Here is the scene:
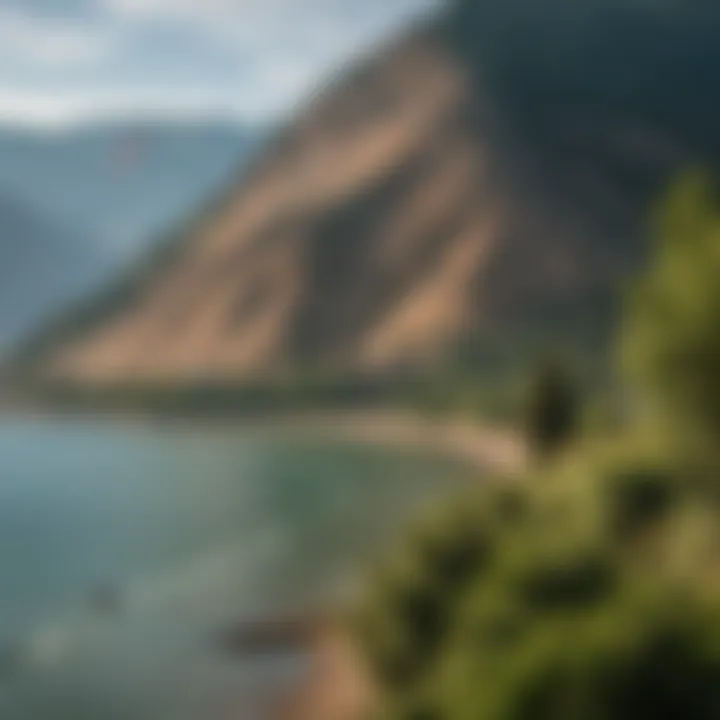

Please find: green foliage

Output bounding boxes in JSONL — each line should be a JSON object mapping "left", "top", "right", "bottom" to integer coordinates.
{"left": 621, "top": 171, "right": 720, "bottom": 460}
{"left": 358, "top": 166, "right": 720, "bottom": 719}
{"left": 438, "top": 588, "right": 720, "bottom": 720}
{"left": 357, "top": 450, "right": 720, "bottom": 719}
{"left": 525, "top": 359, "right": 580, "bottom": 461}
{"left": 356, "top": 491, "right": 513, "bottom": 698}
{"left": 605, "top": 466, "right": 677, "bottom": 541}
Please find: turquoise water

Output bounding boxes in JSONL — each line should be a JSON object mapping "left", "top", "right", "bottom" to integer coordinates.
{"left": 0, "top": 417, "right": 475, "bottom": 719}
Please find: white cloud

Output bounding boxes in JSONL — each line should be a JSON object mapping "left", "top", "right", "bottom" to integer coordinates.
{"left": 102, "top": 0, "right": 439, "bottom": 60}
{"left": 104, "top": 0, "right": 240, "bottom": 21}
{"left": 0, "top": 87, "right": 253, "bottom": 128}
{"left": 0, "top": 7, "right": 118, "bottom": 68}
{"left": 103, "top": 0, "right": 439, "bottom": 121}
{"left": 104, "top": 0, "right": 305, "bottom": 26}
{"left": 0, "top": 0, "right": 440, "bottom": 126}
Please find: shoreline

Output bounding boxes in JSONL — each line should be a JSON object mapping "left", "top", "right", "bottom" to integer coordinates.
{"left": 255, "top": 410, "right": 526, "bottom": 474}
{"left": 5, "top": 406, "right": 526, "bottom": 475}
{"left": 207, "top": 409, "right": 525, "bottom": 720}
{"left": 2, "top": 406, "right": 524, "bottom": 719}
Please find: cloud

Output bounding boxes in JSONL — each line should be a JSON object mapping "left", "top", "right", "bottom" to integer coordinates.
{"left": 102, "top": 0, "right": 439, "bottom": 62}
{"left": 0, "top": 7, "right": 118, "bottom": 68}
{"left": 0, "top": 0, "right": 440, "bottom": 126}
{"left": 103, "top": 0, "right": 239, "bottom": 21}
{"left": 0, "top": 86, "right": 256, "bottom": 127}
{"left": 103, "top": 0, "right": 441, "bottom": 111}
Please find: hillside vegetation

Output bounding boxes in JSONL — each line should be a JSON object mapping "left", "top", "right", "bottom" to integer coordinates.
{"left": 356, "top": 173, "right": 720, "bottom": 719}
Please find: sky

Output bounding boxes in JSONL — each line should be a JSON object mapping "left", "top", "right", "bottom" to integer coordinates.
{"left": 0, "top": 0, "right": 439, "bottom": 128}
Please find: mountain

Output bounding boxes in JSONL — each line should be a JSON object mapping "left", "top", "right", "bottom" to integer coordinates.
{"left": 0, "top": 121, "right": 264, "bottom": 351}
{"left": 0, "top": 121, "right": 264, "bottom": 258}
{"left": 27, "top": 0, "right": 720, "bottom": 384}
{"left": 0, "top": 195, "right": 109, "bottom": 349}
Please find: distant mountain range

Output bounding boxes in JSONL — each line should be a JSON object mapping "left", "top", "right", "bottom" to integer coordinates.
{"left": 0, "top": 194, "right": 108, "bottom": 348}
{"left": 22, "top": 0, "right": 720, "bottom": 384}
{"left": 0, "top": 120, "right": 264, "bottom": 347}
{"left": 0, "top": 121, "right": 263, "bottom": 257}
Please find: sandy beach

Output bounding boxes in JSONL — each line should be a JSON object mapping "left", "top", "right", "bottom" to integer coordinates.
{"left": 229, "top": 409, "right": 527, "bottom": 475}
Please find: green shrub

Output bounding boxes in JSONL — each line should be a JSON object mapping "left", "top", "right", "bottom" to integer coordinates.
{"left": 358, "top": 453, "right": 720, "bottom": 719}
{"left": 620, "top": 171, "right": 720, "bottom": 464}
{"left": 438, "top": 589, "right": 720, "bottom": 720}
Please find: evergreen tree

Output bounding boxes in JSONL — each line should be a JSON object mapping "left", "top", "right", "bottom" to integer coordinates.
{"left": 525, "top": 357, "right": 579, "bottom": 460}
{"left": 621, "top": 170, "right": 720, "bottom": 461}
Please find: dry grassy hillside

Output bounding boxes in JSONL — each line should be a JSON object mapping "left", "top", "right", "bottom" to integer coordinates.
{"left": 31, "top": 1, "right": 720, "bottom": 384}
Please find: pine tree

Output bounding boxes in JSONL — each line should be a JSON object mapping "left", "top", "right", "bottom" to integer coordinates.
{"left": 525, "top": 357, "right": 579, "bottom": 460}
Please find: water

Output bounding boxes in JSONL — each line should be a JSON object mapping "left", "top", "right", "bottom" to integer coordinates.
{"left": 0, "top": 416, "right": 475, "bottom": 719}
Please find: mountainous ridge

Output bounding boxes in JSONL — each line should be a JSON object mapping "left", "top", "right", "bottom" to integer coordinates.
{"left": 0, "top": 194, "right": 109, "bottom": 348}
{"left": 24, "top": 0, "right": 720, "bottom": 384}
{"left": 0, "top": 121, "right": 263, "bottom": 257}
